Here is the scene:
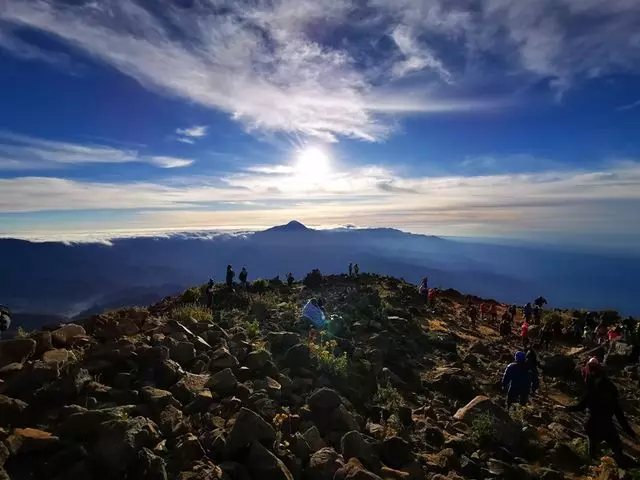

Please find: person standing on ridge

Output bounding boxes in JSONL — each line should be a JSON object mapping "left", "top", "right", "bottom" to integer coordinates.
{"left": 535, "top": 296, "right": 548, "bottom": 309}
{"left": 526, "top": 344, "right": 540, "bottom": 395}
{"left": 479, "top": 302, "right": 487, "bottom": 323}
{"left": 419, "top": 277, "right": 429, "bottom": 304}
{"left": 239, "top": 267, "right": 248, "bottom": 291}
{"left": 467, "top": 302, "right": 479, "bottom": 328}
{"left": 509, "top": 304, "right": 518, "bottom": 323}
{"left": 502, "top": 351, "right": 533, "bottom": 407}
{"left": 287, "top": 272, "right": 294, "bottom": 287}
{"left": 353, "top": 264, "right": 360, "bottom": 278}
{"left": 540, "top": 322, "right": 553, "bottom": 349}
{"left": 348, "top": 263, "right": 353, "bottom": 277}
{"left": 205, "top": 279, "right": 215, "bottom": 311}
{"left": 226, "top": 265, "right": 235, "bottom": 290}
{"left": 490, "top": 303, "right": 499, "bottom": 324}
{"left": 565, "top": 357, "right": 637, "bottom": 467}
{"left": 533, "top": 305, "right": 542, "bottom": 324}
{"left": 500, "top": 311, "right": 512, "bottom": 337}
{"left": 524, "top": 302, "right": 533, "bottom": 323}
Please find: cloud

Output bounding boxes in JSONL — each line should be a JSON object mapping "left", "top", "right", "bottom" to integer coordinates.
{"left": 0, "top": 0, "right": 514, "bottom": 143}
{"left": 617, "top": 99, "right": 640, "bottom": 111}
{"left": 0, "top": 132, "right": 193, "bottom": 170}
{"left": 175, "top": 125, "right": 208, "bottom": 143}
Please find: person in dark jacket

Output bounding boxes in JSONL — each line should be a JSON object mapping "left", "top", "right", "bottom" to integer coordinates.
{"left": 286, "top": 272, "right": 294, "bottom": 287}
{"left": 503, "top": 351, "right": 533, "bottom": 407}
{"left": 535, "top": 296, "right": 548, "bottom": 309}
{"left": 524, "top": 302, "right": 533, "bottom": 323}
{"left": 239, "top": 267, "right": 248, "bottom": 290}
{"left": 205, "top": 279, "right": 214, "bottom": 311}
{"left": 533, "top": 305, "right": 542, "bottom": 324}
{"left": 566, "top": 357, "right": 637, "bottom": 466}
{"left": 526, "top": 345, "right": 540, "bottom": 394}
{"left": 225, "top": 265, "right": 235, "bottom": 290}
{"left": 540, "top": 323, "right": 553, "bottom": 349}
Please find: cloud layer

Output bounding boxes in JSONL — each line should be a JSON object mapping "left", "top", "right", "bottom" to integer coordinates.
{"left": 0, "top": 132, "right": 193, "bottom": 170}
{"left": 3, "top": 0, "right": 638, "bottom": 141}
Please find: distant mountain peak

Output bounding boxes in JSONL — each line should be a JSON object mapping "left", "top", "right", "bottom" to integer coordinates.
{"left": 263, "top": 220, "right": 310, "bottom": 233}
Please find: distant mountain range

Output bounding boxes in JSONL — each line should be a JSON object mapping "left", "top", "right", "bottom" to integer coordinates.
{"left": 1, "top": 221, "right": 638, "bottom": 327}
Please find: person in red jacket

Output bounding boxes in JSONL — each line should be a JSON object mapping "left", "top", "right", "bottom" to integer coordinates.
{"left": 521, "top": 321, "right": 530, "bottom": 348}
{"left": 479, "top": 303, "right": 487, "bottom": 322}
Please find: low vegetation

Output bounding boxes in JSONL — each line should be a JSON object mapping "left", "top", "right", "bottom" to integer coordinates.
{"left": 303, "top": 269, "right": 323, "bottom": 290}
{"left": 307, "top": 337, "right": 348, "bottom": 378}
{"left": 171, "top": 303, "right": 213, "bottom": 323}
{"left": 471, "top": 413, "right": 497, "bottom": 446}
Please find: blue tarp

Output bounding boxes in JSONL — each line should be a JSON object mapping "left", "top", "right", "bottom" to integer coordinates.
{"left": 302, "top": 300, "right": 327, "bottom": 329}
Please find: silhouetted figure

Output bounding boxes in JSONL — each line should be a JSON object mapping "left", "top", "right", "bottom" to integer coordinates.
{"left": 239, "top": 267, "right": 248, "bottom": 290}
{"left": 353, "top": 264, "right": 360, "bottom": 277}
{"left": 535, "top": 296, "right": 548, "bottom": 308}
{"left": 533, "top": 305, "right": 542, "bottom": 324}
{"left": 205, "top": 279, "right": 214, "bottom": 311}
{"left": 286, "top": 272, "right": 294, "bottom": 287}
{"left": 226, "top": 265, "right": 235, "bottom": 290}
{"left": 467, "top": 303, "right": 479, "bottom": 328}
{"left": 540, "top": 323, "right": 553, "bottom": 349}
{"left": 521, "top": 321, "right": 530, "bottom": 349}
{"left": 500, "top": 312, "right": 511, "bottom": 337}
{"left": 348, "top": 263, "right": 353, "bottom": 277}
{"left": 526, "top": 344, "right": 540, "bottom": 394}
{"left": 524, "top": 302, "right": 533, "bottom": 323}
{"left": 509, "top": 304, "right": 518, "bottom": 322}
{"left": 419, "top": 277, "right": 429, "bottom": 304}
{"left": 0, "top": 305, "right": 11, "bottom": 340}
{"left": 566, "top": 357, "right": 637, "bottom": 467}
{"left": 503, "top": 351, "right": 533, "bottom": 407}
{"left": 490, "top": 304, "right": 498, "bottom": 324}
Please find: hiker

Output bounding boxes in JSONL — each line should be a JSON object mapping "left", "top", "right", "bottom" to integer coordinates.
{"left": 0, "top": 305, "right": 11, "bottom": 340}
{"left": 490, "top": 303, "right": 499, "bottom": 324}
{"left": 467, "top": 303, "right": 479, "bottom": 328}
{"left": 623, "top": 316, "right": 637, "bottom": 343}
{"left": 521, "top": 320, "right": 530, "bottom": 348}
{"left": 524, "top": 302, "right": 533, "bottom": 323}
{"left": 526, "top": 344, "right": 540, "bottom": 395}
{"left": 566, "top": 357, "right": 637, "bottom": 467}
{"left": 502, "top": 351, "right": 533, "bottom": 407}
{"left": 535, "top": 296, "right": 548, "bottom": 309}
{"left": 509, "top": 304, "right": 518, "bottom": 322}
{"left": 239, "top": 267, "right": 248, "bottom": 290}
{"left": 533, "top": 305, "right": 542, "bottom": 324}
{"left": 302, "top": 298, "right": 327, "bottom": 330}
{"left": 583, "top": 324, "right": 594, "bottom": 345}
{"left": 419, "top": 277, "right": 429, "bottom": 304}
{"left": 286, "top": 272, "right": 294, "bottom": 287}
{"left": 225, "top": 265, "right": 235, "bottom": 290}
{"left": 596, "top": 322, "right": 608, "bottom": 345}
{"left": 353, "top": 264, "right": 360, "bottom": 277}
{"left": 348, "top": 263, "right": 353, "bottom": 277}
{"left": 205, "top": 279, "right": 215, "bottom": 311}
{"left": 479, "top": 302, "right": 487, "bottom": 322}
{"left": 540, "top": 323, "right": 553, "bottom": 349}
{"left": 500, "top": 312, "right": 511, "bottom": 337}
{"left": 572, "top": 318, "right": 584, "bottom": 340}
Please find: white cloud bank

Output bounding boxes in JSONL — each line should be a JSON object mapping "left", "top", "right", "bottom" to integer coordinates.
{"left": 176, "top": 125, "right": 208, "bottom": 144}
{"left": 0, "top": 132, "right": 193, "bottom": 170}
{"left": 3, "top": 0, "right": 637, "bottom": 141}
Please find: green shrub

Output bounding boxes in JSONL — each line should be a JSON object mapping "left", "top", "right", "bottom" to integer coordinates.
{"left": 15, "top": 326, "right": 30, "bottom": 338}
{"left": 308, "top": 339, "right": 348, "bottom": 378}
{"left": 374, "top": 385, "right": 404, "bottom": 413}
{"left": 471, "top": 413, "right": 497, "bottom": 445}
{"left": 172, "top": 304, "right": 213, "bottom": 323}
{"left": 303, "top": 269, "right": 323, "bottom": 290}
{"left": 181, "top": 286, "right": 202, "bottom": 303}
{"left": 251, "top": 278, "right": 269, "bottom": 296}
{"left": 245, "top": 320, "right": 261, "bottom": 340}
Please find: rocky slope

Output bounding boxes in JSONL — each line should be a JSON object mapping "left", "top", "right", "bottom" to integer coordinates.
{"left": 0, "top": 273, "right": 639, "bottom": 480}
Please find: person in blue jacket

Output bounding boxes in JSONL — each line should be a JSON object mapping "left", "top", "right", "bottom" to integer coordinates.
{"left": 502, "top": 351, "right": 533, "bottom": 407}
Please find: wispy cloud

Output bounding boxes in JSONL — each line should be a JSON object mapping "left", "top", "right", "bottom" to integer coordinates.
{"left": 617, "top": 100, "right": 640, "bottom": 112}
{"left": 175, "top": 125, "right": 208, "bottom": 144}
{"left": 0, "top": 132, "right": 193, "bottom": 170}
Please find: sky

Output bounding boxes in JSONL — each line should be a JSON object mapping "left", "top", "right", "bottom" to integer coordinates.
{"left": 0, "top": 0, "right": 639, "bottom": 247}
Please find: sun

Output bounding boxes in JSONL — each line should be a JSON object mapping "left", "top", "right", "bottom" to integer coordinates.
{"left": 295, "top": 146, "right": 331, "bottom": 181}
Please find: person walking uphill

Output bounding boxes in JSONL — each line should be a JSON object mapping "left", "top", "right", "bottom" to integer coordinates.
{"left": 225, "top": 265, "right": 235, "bottom": 290}
{"left": 239, "top": 267, "right": 248, "bottom": 290}
{"left": 565, "top": 357, "right": 637, "bottom": 467}
{"left": 503, "top": 351, "right": 533, "bottom": 407}
{"left": 521, "top": 320, "right": 530, "bottom": 348}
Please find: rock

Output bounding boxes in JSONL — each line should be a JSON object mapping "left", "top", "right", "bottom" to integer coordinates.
{"left": 219, "top": 461, "right": 251, "bottom": 480}
{"left": 135, "top": 447, "right": 168, "bottom": 480}
{"left": 155, "top": 359, "right": 185, "bottom": 388}
{"left": 175, "top": 433, "right": 205, "bottom": 468}
{"left": 0, "top": 362, "right": 23, "bottom": 375}
{"left": 209, "top": 347, "right": 239, "bottom": 371}
{"left": 545, "top": 442, "right": 584, "bottom": 473}
{"left": 282, "top": 344, "right": 311, "bottom": 369}
{"left": 30, "top": 331, "right": 53, "bottom": 357}
{"left": 42, "top": 348, "right": 75, "bottom": 366}
{"left": 341, "top": 431, "right": 381, "bottom": 473}
{"left": 246, "top": 350, "right": 272, "bottom": 372}
{"left": 141, "top": 386, "right": 181, "bottom": 412}
{"left": 267, "top": 332, "right": 301, "bottom": 353}
{"left": 381, "top": 437, "right": 412, "bottom": 469}
{"left": 467, "top": 342, "right": 490, "bottom": 356}
{"left": 94, "top": 416, "right": 161, "bottom": 470}
{"left": 158, "top": 405, "right": 188, "bottom": 437}
{"left": 308, "top": 447, "right": 344, "bottom": 480}
{"left": 459, "top": 455, "right": 481, "bottom": 478}
{"left": 51, "top": 324, "right": 86, "bottom": 347}
{"left": 539, "top": 468, "right": 565, "bottom": 480}
{"left": 58, "top": 405, "right": 141, "bottom": 438}
{"left": 226, "top": 407, "right": 276, "bottom": 455}
{"left": 304, "top": 426, "right": 326, "bottom": 453}
{"left": 309, "top": 388, "right": 342, "bottom": 412}
{"left": 206, "top": 368, "right": 238, "bottom": 395}
{"left": 0, "top": 394, "right": 28, "bottom": 426}
{"left": 185, "top": 391, "right": 214, "bottom": 414}
{"left": 428, "top": 371, "right": 478, "bottom": 403}
{"left": 171, "top": 341, "right": 196, "bottom": 366}
{"left": 0, "top": 338, "right": 36, "bottom": 367}
{"left": 5, "top": 427, "right": 60, "bottom": 455}
{"left": 246, "top": 440, "right": 294, "bottom": 480}
{"left": 176, "top": 461, "right": 223, "bottom": 480}
{"left": 266, "top": 377, "right": 282, "bottom": 396}
{"left": 337, "top": 457, "right": 383, "bottom": 480}
{"left": 171, "top": 373, "right": 210, "bottom": 404}
{"left": 453, "top": 396, "right": 523, "bottom": 448}
{"left": 330, "top": 404, "right": 359, "bottom": 432}
{"left": 424, "top": 426, "right": 445, "bottom": 448}
{"left": 540, "top": 355, "right": 577, "bottom": 379}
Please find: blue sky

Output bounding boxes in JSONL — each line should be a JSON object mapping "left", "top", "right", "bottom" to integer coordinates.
{"left": 0, "top": 0, "right": 639, "bottom": 246}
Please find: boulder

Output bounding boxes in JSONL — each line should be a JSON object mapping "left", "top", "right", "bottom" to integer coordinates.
{"left": 171, "top": 342, "right": 196, "bottom": 366}
{"left": 453, "top": 396, "right": 523, "bottom": 448}
{"left": 308, "top": 388, "right": 342, "bottom": 413}
{"left": 380, "top": 437, "right": 412, "bottom": 469}
{"left": 424, "top": 426, "right": 445, "bottom": 449}
{"left": 304, "top": 426, "right": 326, "bottom": 453}
{"left": 42, "top": 348, "right": 75, "bottom": 366}
{"left": 206, "top": 368, "right": 238, "bottom": 395}
{"left": 209, "top": 347, "right": 239, "bottom": 371}
{"left": 246, "top": 440, "right": 294, "bottom": 480}
{"left": 51, "top": 324, "right": 86, "bottom": 347}
{"left": 267, "top": 332, "right": 301, "bottom": 353}
{"left": 329, "top": 405, "right": 359, "bottom": 432}
{"left": 428, "top": 371, "right": 478, "bottom": 403}
{"left": 540, "top": 355, "right": 577, "bottom": 379}
{"left": 93, "top": 417, "right": 161, "bottom": 470}
{"left": 58, "top": 405, "right": 141, "bottom": 438}
{"left": 30, "top": 331, "right": 53, "bottom": 357}
{"left": 226, "top": 408, "right": 276, "bottom": 455}
{"left": 307, "top": 447, "right": 344, "bottom": 480}
{"left": 337, "top": 457, "right": 383, "bottom": 480}
{"left": 134, "top": 447, "right": 168, "bottom": 480}
{"left": 171, "top": 373, "right": 210, "bottom": 404}
{"left": 155, "top": 359, "right": 185, "bottom": 388}
{"left": 158, "top": 405, "right": 189, "bottom": 437}
{"left": 0, "top": 395, "right": 28, "bottom": 426}
{"left": 174, "top": 433, "right": 206, "bottom": 468}
{"left": 246, "top": 350, "right": 272, "bottom": 372}
{"left": 0, "top": 338, "right": 36, "bottom": 367}
{"left": 5, "top": 427, "right": 60, "bottom": 455}
{"left": 282, "top": 344, "right": 311, "bottom": 369}
{"left": 140, "top": 386, "right": 181, "bottom": 412}
{"left": 340, "top": 431, "right": 381, "bottom": 473}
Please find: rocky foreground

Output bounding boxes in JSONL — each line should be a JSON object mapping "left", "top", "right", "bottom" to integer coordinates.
{"left": 0, "top": 274, "right": 639, "bottom": 480}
